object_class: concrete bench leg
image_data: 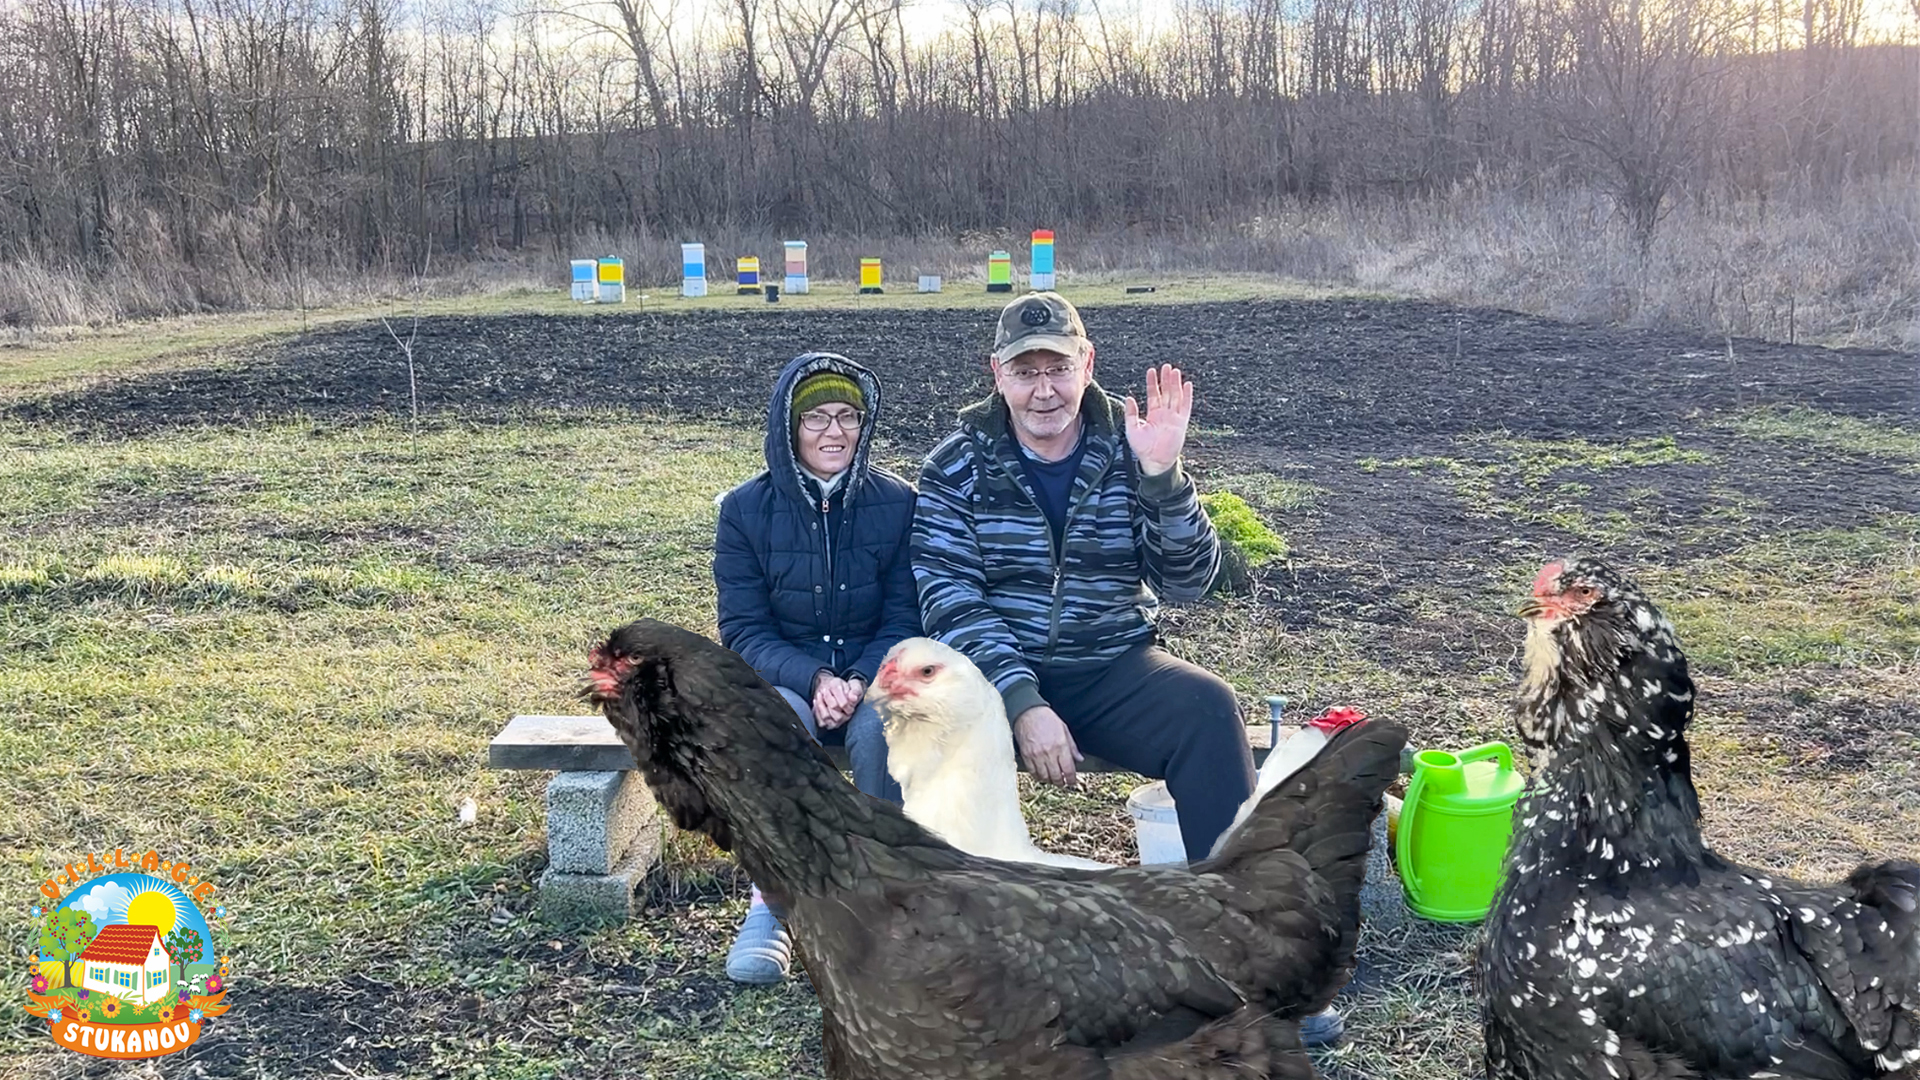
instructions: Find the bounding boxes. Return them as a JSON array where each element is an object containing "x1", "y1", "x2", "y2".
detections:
[{"x1": 537, "y1": 770, "x2": 663, "y2": 926}]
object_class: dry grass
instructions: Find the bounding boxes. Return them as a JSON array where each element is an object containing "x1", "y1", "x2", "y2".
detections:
[
  {"x1": 1334, "y1": 171, "x2": 1920, "y2": 349},
  {"x1": 4, "y1": 175, "x2": 1913, "y2": 349}
]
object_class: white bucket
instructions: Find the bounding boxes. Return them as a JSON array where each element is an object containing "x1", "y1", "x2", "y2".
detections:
[{"x1": 1127, "y1": 781, "x2": 1187, "y2": 866}]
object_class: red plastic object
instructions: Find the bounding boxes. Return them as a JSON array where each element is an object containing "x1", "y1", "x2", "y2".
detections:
[{"x1": 1308, "y1": 706, "x2": 1369, "y2": 733}]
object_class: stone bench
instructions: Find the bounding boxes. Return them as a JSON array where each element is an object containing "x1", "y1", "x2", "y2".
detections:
[
  {"x1": 488, "y1": 716, "x2": 665, "y2": 925},
  {"x1": 488, "y1": 696, "x2": 1390, "y2": 925}
]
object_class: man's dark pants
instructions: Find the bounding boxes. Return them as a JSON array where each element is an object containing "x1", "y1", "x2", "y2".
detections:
[{"x1": 1036, "y1": 644, "x2": 1256, "y2": 859}]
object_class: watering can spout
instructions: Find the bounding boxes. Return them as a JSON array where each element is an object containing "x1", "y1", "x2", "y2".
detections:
[{"x1": 1413, "y1": 749, "x2": 1468, "y2": 795}]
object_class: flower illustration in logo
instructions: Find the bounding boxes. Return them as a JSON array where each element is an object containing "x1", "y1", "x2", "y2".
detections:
[
  {"x1": 189, "y1": 1009, "x2": 203, "y2": 1022},
  {"x1": 214, "y1": 906, "x2": 227, "y2": 919},
  {"x1": 48, "y1": 1009, "x2": 62, "y2": 1024},
  {"x1": 178, "y1": 987, "x2": 190, "y2": 1002},
  {"x1": 73, "y1": 1008, "x2": 91, "y2": 1023},
  {"x1": 29, "y1": 905, "x2": 43, "y2": 918},
  {"x1": 207, "y1": 974, "x2": 224, "y2": 994},
  {"x1": 100, "y1": 998, "x2": 121, "y2": 1019},
  {"x1": 30, "y1": 974, "x2": 48, "y2": 995}
]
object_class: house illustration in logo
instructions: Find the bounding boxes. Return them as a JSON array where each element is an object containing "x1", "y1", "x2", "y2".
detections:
[{"x1": 78, "y1": 925, "x2": 173, "y2": 1006}]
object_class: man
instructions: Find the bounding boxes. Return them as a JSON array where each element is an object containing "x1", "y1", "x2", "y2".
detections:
[{"x1": 911, "y1": 290, "x2": 1253, "y2": 858}]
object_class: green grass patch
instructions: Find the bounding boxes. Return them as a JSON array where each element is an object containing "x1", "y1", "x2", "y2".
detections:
[
  {"x1": 1723, "y1": 404, "x2": 1920, "y2": 461},
  {"x1": 1502, "y1": 514, "x2": 1920, "y2": 675},
  {"x1": 0, "y1": 416, "x2": 761, "y2": 1013},
  {"x1": 0, "y1": 553, "x2": 424, "y2": 609},
  {"x1": 1201, "y1": 470, "x2": 1323, "y2": 513},
  {"x1": 1650, "y1": 517, "x2": 1920, "y2": 673},
  {"x1": 1201, "y1": 491, "x2": 1289, "y2": 566}
]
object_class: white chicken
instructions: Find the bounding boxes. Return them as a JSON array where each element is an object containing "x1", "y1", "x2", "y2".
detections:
[
  {"x1": 872, "y1": 638, "x2": 1375, "y2": 868},
  {"x1": 867, "y1": 638, "x2": 1110, "y2": 869}
]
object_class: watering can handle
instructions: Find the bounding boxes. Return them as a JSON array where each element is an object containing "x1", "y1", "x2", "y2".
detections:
[
  {"x1": 1396, "y1": 760, "x2": 1427, "y2": 905},
  {"x1": 1455, "y1": 743, "x2": 1516, "y2": 773}
]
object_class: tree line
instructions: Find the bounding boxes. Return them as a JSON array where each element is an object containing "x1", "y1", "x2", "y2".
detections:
[{"x1": 0, "y1": 0, "x2": 1911, "y2": 292}]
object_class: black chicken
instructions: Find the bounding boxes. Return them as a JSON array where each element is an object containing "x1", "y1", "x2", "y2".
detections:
[
  {"x1": 1481, "y1": 557, "x2": 1920, "y2": 1080},
  {"x1": 585, "y1": 618, "x2": 1408, "y2": 1079}
]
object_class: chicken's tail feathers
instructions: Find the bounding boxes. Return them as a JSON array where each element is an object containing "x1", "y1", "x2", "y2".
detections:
[
  {"x1": 1851, "y1": 859, "x2": 1920, "y2": 1036},
  {"x1": 1850, "y1": 859, "x2": 1920, "y2": 922},
  {"x1": 1196, "y1": 718, "x2": 1407, "y2": 965},
  {"x1": 1202, "y1": 719, "x2": 1406, "y2": 866},
  {"x1": 1795, "y1": 859, "x2": 1920, "y2": 1073}
]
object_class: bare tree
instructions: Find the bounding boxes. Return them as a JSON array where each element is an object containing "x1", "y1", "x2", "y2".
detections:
[{"x1": 1542, "y1": 0, "x2": 1738, "y2": 242}]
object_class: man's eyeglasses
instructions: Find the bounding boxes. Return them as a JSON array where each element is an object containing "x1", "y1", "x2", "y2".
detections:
[
  {"x1": 999, "y1": 362, "x2": 1080, "y2": 387},
  {"x1": 799, "y1": 410, "x2": 865, "y2": 432}
]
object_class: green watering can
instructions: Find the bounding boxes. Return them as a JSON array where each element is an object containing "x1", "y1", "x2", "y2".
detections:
[{"x1": 1395, "y1": 743, "x2": 1527, "y2": 923}]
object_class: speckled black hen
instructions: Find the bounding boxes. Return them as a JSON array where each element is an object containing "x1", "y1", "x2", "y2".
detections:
[
  {"x1": 585, "y1": 618, "x2": 1407, "y2": 1079},
  {"x1": 1481, "y1": 558, "x2": 1920, "y2": 1080}
]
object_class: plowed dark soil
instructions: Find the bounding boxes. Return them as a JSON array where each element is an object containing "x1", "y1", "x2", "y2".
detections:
[{"x1": 13, "y1": 300, "x2": 1914, "y2": 444}]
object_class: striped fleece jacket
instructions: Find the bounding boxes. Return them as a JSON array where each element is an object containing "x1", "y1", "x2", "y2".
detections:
[{"x1": 910, "y1": 383, "x2": 1222, "y2": 721}]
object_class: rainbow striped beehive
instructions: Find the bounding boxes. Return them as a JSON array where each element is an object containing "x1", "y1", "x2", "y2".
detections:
[
  {"x1": 681, "y1": 243, "x2": 707, "y2": 298},
  {"x1": 987, "y1": 251, "x2": 1012, "y2": 293},
  {"x1": 737, "y1": 256, "x2": 762, "y2": 295},
  {"x1": 859, "y1": 257, "x2": 883, "y2": 294},
  {"x1": 784, "y1": 240, "x2": 809, "y2": 294},
  {"x1": 1030, "y1": 230, "x2": 1055, "y2": 290}
]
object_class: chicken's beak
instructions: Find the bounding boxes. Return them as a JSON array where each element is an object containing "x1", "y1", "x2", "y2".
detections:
[
  {"x1": 1516, "y1": 596, "x2": 1547, "y2": 619},
  {"x1": 872, "y1": 657, "x2": 897, "y2": 698}
]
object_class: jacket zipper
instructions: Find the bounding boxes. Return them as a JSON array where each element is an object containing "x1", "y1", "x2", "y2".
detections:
[
  {"x1": 1001, "y1": 440, "x2": 1103, "y2": 667},
  {"x1": 1044, "y1": 471, "x2": 1104, "y2": 664},
  {"x1": 821, "y1": 491, "x2": 839, "y2": 671}
]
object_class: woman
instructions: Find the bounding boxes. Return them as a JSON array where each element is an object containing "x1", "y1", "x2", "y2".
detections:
[{"x1": 712, "y1": 351, "x2": 920, "y2": 985}]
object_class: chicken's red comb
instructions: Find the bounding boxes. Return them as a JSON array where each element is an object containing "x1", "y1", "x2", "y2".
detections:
[
  {"x1": 584, "y1": 644, "x2": 637, "y2": 704},
  {"x1": 1308, "y1": 706, "x2": 1368, "y2": 733},
  {"x1": 1532, "y1": 561, "x2": 1565, "y2": 597}
]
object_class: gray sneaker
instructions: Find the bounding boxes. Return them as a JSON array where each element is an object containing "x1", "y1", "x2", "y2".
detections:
[
  {"x1": 725, "y1": 902, "x2": 792, "y2": 985},
  {"x1": 1300, "y1": 1006, "x2": 1345, "y2": 1048}
]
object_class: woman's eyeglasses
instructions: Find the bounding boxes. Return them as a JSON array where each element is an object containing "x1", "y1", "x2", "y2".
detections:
[{"x1": 799, "y1": 410, "x2": 865, "y2": 432}]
